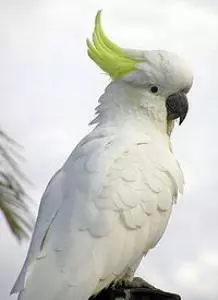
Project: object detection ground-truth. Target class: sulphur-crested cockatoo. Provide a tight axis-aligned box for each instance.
[11,10,193,300]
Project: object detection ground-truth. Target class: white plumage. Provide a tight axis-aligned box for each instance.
[11,12,193,300]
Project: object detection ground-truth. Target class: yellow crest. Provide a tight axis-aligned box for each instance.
[87,11,142,79]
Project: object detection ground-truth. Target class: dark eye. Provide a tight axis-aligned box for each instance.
[150,86,159,94]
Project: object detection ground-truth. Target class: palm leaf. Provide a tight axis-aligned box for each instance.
[0,129,33,241]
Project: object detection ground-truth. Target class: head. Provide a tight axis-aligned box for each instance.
[87,11,193,129]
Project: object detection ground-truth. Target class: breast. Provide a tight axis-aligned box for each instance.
[91,132,184,252]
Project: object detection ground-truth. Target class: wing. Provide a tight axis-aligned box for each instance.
[11,129,119,296]
[11,169,66,294]
[14,129,184,300]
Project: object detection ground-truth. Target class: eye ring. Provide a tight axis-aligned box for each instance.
[150,86,159,94]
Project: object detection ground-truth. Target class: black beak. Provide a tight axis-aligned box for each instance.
[166,92,189,125]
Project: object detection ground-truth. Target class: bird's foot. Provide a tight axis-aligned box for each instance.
[113,277,181,300]
[115,277,156,289]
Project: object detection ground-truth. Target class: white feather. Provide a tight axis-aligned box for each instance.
[12,77,186,300]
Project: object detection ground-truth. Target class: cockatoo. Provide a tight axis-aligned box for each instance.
[11,10,193,300]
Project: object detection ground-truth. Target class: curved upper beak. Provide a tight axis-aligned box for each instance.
[166,92,189,125]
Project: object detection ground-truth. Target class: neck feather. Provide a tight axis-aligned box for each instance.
[90,81,169,135]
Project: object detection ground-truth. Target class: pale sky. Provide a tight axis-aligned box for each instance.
[0,0,218,299]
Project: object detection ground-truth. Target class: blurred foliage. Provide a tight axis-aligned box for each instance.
[0,129,33,241]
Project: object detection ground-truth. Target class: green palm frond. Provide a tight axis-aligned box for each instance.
[0,129,33,241]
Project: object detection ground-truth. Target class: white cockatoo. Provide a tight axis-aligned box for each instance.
[11,11,193,300]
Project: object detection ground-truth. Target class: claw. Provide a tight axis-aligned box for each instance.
[93,277,181,300]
